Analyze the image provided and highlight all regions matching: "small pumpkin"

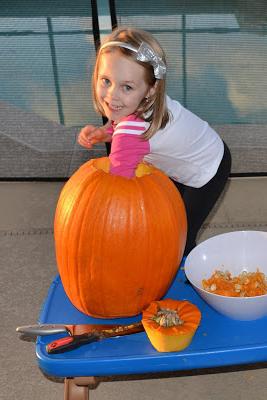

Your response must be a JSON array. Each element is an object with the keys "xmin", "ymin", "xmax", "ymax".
[
  {"xmin": 142, "ymin": 298, "xmax": 201, "ymax": 352},
  {"xmin": 54, "ymin": 157, "xmax": 187, "ymax": 318}
]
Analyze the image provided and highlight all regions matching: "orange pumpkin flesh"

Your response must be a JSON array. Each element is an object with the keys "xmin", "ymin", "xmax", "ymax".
[
  {"xmin": 142, "ymin": 299, "xmax": 201, "ymax": 352},
  {"xmin": 54, "ymin": 157, "xmax": 187, "ymax": 318}
]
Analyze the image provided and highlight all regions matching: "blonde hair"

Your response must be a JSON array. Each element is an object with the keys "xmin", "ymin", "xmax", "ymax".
[{"xmin": 92, "ymin": 27, "xmax": 169, "ymax": 139}]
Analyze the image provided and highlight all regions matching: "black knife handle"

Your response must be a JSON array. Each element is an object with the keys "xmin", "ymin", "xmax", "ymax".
[{"xmin": 46, "ymin": 334, "xmax": 99, "ymax": 354}]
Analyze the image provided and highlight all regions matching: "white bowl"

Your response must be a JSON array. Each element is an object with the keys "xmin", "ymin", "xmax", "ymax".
[{"xmin": 184, "ymin": 231, "xmax": 267, "ymax": 321}]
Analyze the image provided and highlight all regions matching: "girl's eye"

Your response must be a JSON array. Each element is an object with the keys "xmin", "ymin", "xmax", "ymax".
[
  {"xmin": 124, "ymin": 85, "xmax": 133, "ymax": 92},
  {"xmin": 101, "ymin": 78, "xmax": 110, "ymax": 86}
]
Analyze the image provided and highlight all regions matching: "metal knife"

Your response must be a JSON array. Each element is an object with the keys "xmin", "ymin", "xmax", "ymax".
[
  {"xmin": 46, "ymin": 322, "xmax": 144, "ymax": 354},
  {"xmin": 16, "ymin": 322, "xmax": 139, "ymax": 337},
  {"xmin": 16, "ymin": 324, "xmax": 72, "ymax": 336}
]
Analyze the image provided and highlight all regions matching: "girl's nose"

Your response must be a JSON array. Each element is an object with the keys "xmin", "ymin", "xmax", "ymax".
[{"xmin": 107, "ymin": 85, "xmax": 119, "ymax": 100}]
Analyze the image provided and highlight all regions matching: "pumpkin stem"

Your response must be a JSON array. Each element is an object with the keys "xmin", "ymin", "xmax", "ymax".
[{"xmin": 152, "ymin": 307, "xmax": 184, "ymax": 327}]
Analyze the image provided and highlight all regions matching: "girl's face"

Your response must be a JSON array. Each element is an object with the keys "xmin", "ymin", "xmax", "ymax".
[{"xmin": 96, "ymin": 50, "xmax": 155, "ymax": 123}]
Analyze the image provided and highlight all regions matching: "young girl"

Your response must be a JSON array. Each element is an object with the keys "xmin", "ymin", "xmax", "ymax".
[{"xmin": 78, "ymin": 26, "xmax": 232, "ymax": 255}]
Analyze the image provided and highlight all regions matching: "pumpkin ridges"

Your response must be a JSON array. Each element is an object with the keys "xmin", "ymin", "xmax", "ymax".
[
  {"xmin": 131, "ymin": 177, "xmax": 164, "ymax": 313},
  {"xmin": 137, "ymin": 178, "xmax": 162, "ymax": 303},
  {"xmin": 96, "ymin": 175, "xmax": 172, "ymax": 316},
  {"xmin": 105, "ymin": 176, "xmax": 178, "ymax": 315},
  {"xmin": 77, "ymin": 171, "xmax": 122, "ymax": 315},
  {"xmin": 54, "ymin": 161, "xmax": 100, "ymax": 314},
  {"xmin": 61, "ymin": 170, "xmax": 103, "ymax": 312},
  {"xmin": 139, "ymin": 176, "xmax": 186, "ymax": 302},
  {"xmin": 66, "ymin": 183, "xmax": 87, "ymax": 310},
  {"xmin": 55, "ymin": 158, "xmax": 187, "ymax": 317},
  {"xmin": 55, "ymin": 181, "xmax": 83, "ymax": 303},
  {"xmin": 128, "ymin": 178, "xmax": 155, "ymax": 312},
  {"xmin": 133, "ymin": 178, "xmax": 152, "ymax": 312},
  {"xmin": 76, "ymin": 173, "xmax": 108, "ymax": 314},
  {"xmin": 98, "ymin": 177, "xmax": 150, "ymax": 315},
  {"xmin": 75, "ymin": 175, "xmax": 138, "ymax": 312},
  {"xmin": 125, "ymin": 176, "xmax": 174, "ymax": 308},
  {"xmin": 91, "ymin": 174, "xmax": 137, "ymax": 315},
  {"xmin": 56, "ymin": 166, "xmax": 108, "ymax": 313},
  {"xmin": 92, "ymin": 175, "xmax": 117, "ymax": 316}
]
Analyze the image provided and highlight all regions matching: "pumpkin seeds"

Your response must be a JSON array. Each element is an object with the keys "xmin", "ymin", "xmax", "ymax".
[{"xmin": 152, "ymin": 307, "xmax": 184, "ymax": 327}]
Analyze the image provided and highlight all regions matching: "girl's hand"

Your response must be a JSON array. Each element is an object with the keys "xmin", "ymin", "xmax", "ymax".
[{"xmin": 78, "ymin": 124, "xmax": 112, "ymax": 149}]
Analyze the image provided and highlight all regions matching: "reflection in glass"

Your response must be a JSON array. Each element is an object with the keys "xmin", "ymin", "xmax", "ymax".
[
  {"xmin": 0, "ymin": 16, "xmax": 98, "ymax": 127},
  {"xmin": 1, "ymin": 0, "xmax": 267, "ymax": 177}
]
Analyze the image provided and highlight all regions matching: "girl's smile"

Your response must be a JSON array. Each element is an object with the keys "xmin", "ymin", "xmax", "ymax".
[{"xmin": 96, "ymin": 50, "xmax": 155, "ymax": 123}]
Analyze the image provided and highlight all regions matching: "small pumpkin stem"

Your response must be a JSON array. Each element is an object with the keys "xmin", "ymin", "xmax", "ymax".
[{"xmin": 152, "ymin": 307, "xmax": 184, "ymax": 327}]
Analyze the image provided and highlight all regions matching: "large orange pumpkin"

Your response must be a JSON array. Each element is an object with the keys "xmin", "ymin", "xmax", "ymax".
[{"xmin": 54, "ymin": 157, "xmax": 187, "ymax": 318}]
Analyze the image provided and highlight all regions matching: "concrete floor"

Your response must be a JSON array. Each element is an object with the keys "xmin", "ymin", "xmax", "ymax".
[{"xmin": 1, "ymin": 177, "xmax": 267, "ymax": 400}]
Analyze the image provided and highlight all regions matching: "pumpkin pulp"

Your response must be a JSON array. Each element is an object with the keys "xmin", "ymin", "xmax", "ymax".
[
  {"xmin": 142, "ymin": 299, "xmax": 201, "ymax": 352},
  {"xmin": 91, "ymin": 157, "xmax": 154, "ymax": 178}
]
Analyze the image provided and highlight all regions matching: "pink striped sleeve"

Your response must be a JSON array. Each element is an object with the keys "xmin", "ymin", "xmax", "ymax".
[{"xmin": 109, "ymin": 115, "xmax": 150, "ymax": 178}]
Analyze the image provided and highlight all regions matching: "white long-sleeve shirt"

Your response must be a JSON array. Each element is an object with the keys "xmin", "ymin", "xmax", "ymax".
[{"xmin": 108, "ymin": 95, "xmax": 224, "ymax": 188}]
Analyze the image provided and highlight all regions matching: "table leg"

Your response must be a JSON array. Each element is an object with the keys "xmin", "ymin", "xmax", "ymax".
[{"xmin": 64, "ymin": 377, "xmax": 98, "ymax": 400}]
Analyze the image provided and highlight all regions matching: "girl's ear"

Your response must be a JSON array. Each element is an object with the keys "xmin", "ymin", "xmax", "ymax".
[{"xmin": 146, "ymin": 81, "xmax": 158, "ymax": 98}]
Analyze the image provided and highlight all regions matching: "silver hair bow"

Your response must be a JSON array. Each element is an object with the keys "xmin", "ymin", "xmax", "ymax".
[
  {"xmin": 136, "ymin": 42, "xmax": 166, "ymax": 79},
  {"xmin": 100, "ymin": 41, "xmax": 166, "ymax": 79}
]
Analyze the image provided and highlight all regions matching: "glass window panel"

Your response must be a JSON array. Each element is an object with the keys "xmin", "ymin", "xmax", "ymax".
[
  {"xmin": 186, "ymin": 13, "xmax": 239, "ymax": 29},
  {"xmin": 0, "ymin": 5, "xmax": 104, "ymax": 179},
  {"xmin": 0, "ymin": 17, "xmax": 49, "ymax": 32},
  {"xmin": 114, "ymin": 0, "xmax": 267, "ymax": 173},
  {"xmin": 116, "ymin": 15, "xmax": 182, "ymax": 30},
  {"xmin": 154, "ymin": 33, "xmax": 184, "ymax": 101},
  {"xmin": 187, "ymin": 32, "xmax": 267, "ymax": 124},
  {"xmin": 1, "ymin": 0, "xmax": 267, "ymax": 177},
  {"xmin": 0, "ymin": 35, "xmax": 58, "ymax": 121},
  {"xmin": 53, "ymin": 33, "xmax": 96, "ymax": 127},
  {"xmin": 51, "ymin": 16, "xmax": 93, "ymax": 31}
]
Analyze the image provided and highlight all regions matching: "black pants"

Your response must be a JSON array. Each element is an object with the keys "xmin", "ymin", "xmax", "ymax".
[{"xmin": 171, "ymin": 142, "xmax": 232, "ymax": 256}]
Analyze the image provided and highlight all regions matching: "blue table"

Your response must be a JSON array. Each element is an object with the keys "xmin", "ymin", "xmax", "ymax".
[{"xmin": 36, "ymin": 266, "xmax": 267, "ymax": 399}]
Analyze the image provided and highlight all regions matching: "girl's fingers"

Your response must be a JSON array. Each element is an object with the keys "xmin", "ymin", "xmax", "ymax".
[
  {"xmin": 77, "ymin": 133, "xmax": 93, "ymax": 148},
  {"xmin": 78, "ymin": 125, "xmax": 109, "ymax": 148},
  {"xmin": 78, "ymin": 140, "xmax": 93, "ymax": 149},
  {"xmin": 78, "ymin": 125, "xmax": 98, "ymax": 148}
]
